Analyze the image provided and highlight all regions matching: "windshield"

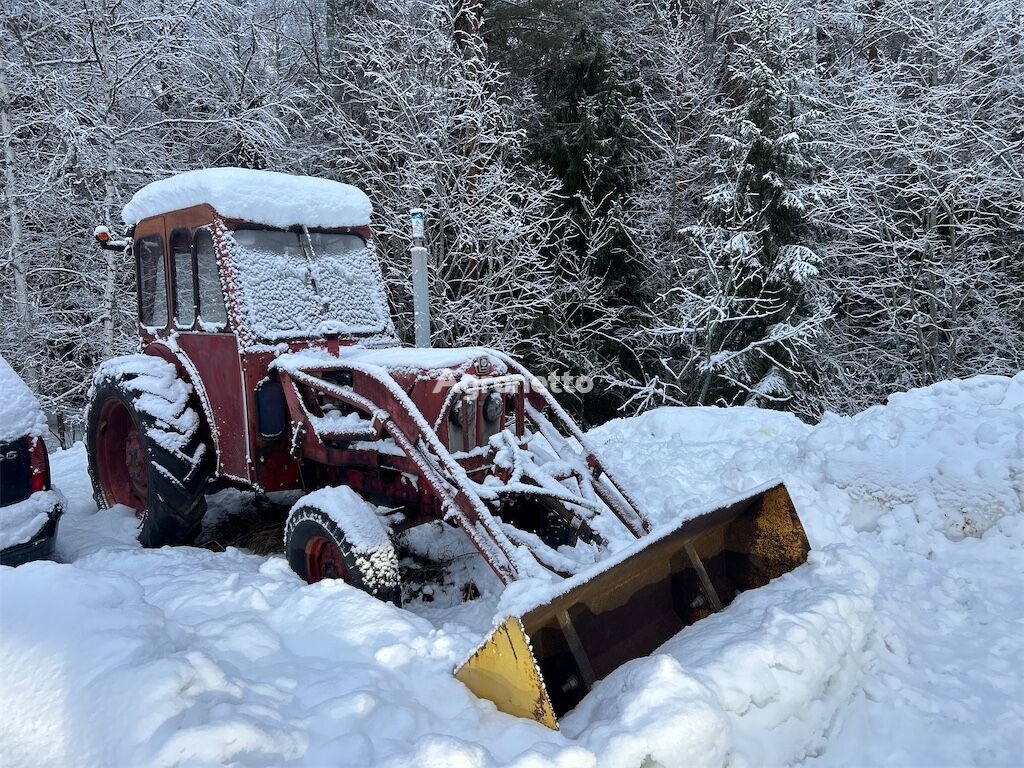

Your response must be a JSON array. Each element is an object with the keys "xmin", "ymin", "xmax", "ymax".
[{"xmin": 228, "ymin": 228, "xmax": 395, "ymax": 341}]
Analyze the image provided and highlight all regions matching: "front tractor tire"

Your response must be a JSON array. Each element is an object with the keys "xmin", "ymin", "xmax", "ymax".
[
  {"xmin": 285, "ymin": 487, "xmax": 401, "ymax": 605},
  {"xmin": 86, "ymin": 355, "xmax": 210, "ymax": 547}
]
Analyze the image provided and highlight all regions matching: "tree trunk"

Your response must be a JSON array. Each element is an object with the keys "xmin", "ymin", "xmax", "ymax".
[{"xmin": 0, "ymin": 68, "xmax": 37, "ymax": 389}]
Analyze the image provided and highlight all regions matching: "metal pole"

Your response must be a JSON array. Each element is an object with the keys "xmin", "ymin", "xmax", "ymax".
[{"xmin": 409, "ymin": 208, "xmax": 431, "ymax": 348}]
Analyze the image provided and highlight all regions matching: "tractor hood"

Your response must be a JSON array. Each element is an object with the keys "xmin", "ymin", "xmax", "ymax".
[
  {"xmin": 272, "ymin": 346, "xmax": 517, "ymax": 450},
  {"xmin": 336, "ymin": 346, "xmax": 509, "ymax": 381},
  {"xmin": 274, "ymin": 345, "xmax": 508, "ymax": 381}
]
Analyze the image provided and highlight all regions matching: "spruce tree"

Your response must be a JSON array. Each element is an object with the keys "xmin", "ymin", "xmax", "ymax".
[
  {"xmin": 532, "ymin": 28, "xmax": 644, "ymax": 291},
  {"xmin": 685, "ymin": 0, "xmax": 831, "ymax": 413}
]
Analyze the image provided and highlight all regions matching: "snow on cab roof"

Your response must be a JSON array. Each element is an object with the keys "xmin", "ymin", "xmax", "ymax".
[
  {"xmin": 0, "ymin": 354, "xmax": 47, "ymax": 444},
  {"xmin": 122, "ymin": 168, "xmax": 373, "ymax": 229}
]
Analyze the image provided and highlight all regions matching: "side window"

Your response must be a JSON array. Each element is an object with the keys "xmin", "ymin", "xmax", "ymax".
[
  {"xmin": 195, "ymin": 229, "xmax": 227, "ymax": 328},
  {"xmin": 137, "ymin": 233, "xmax": 168, "ymax": 328},
  {"xmin": 170, "ymin": 229, "xmax": 196, "ymax": 328}
]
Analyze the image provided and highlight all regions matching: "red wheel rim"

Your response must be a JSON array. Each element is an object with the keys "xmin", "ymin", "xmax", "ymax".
[
  {"xmin": 305, "ymin": 536, "xmax": 347, "ymax": 583},
  {"xmin": 96, "ymin": 398, "xmax": 147, "ymax": 519}
]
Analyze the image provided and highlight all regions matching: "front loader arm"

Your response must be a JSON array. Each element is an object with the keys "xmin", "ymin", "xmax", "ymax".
[
  {"xmin": 274, "ymin": 355, "xmax": 544, "ymax": 585},
  {"xmin": 491, "ymin": 352, "xmax": 652, "ymax": 538}
]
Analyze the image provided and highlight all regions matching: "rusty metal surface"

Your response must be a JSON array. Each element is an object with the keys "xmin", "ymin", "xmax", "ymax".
[{"xmin": 514, "ymin": 484, "xmax": 811, "ymax": 718}]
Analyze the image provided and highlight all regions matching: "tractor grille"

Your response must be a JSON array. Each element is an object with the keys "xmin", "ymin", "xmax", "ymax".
[
  {"xmin": 446, "ymin": 375, "xmax": 525, "ymax": 453},
  {"xmin": 0, "ymin": 438, "xmax": 32, "ymax": 507}
]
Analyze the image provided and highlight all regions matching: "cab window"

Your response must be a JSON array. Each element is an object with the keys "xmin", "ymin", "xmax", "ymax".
[
  {"xmin": 170, "ymin": 229, "xmax": 196, "ymax": 327},
  {"xmin": 137, "ymin": 233, "xmax": 168, "ymax": 328},
  {"xmin": 195, "ymin": 229, "xmax": 227, "ymax": 327}
]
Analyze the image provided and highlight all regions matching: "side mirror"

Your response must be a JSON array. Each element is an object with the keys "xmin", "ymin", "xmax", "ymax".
[{"xmin": 94, "ymin": 225, "xmax": 130, "ymax": 250}]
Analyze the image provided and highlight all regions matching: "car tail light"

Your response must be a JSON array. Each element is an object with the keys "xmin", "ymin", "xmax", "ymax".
[{"xmin": 28, "ymin": 436, "xmax": 50, "ymax": 493}]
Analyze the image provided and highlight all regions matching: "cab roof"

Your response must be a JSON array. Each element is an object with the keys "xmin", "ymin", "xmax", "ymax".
[{"xmin": 121, "ymin": 168, "xmax": 372, "ymax": 229}]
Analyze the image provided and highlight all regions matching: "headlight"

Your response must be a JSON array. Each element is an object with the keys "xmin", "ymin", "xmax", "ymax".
[
  {"xmin": 476, "ymin": 355, "xmax": 492, "ymax": 374},
  {"xmin": 483, "ymin": 392, "xmax": 503, "ymax": 423},
  {"xmin": 449, "ymin": 398, "xmax": 463, "ymax": 427}
]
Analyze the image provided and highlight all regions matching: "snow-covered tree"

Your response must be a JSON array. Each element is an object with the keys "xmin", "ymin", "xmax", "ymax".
[
  {"xmin": 2, "ymin": 0, "xmax": 1022, "ymax": 431},
  {"xmin": 816, "ymin": 0, "xmax": 1024, "ymax": 411},
  {"xmin": 0, "ymin": 0, "xmax": 315, "ymax": 441},
  {"xmin": 627, "ymin": 0, "xmax": 833, "ymax": 415},
  {"xmin": 313, "ymin": 0, "xmax": 587, "ymax": 372}
]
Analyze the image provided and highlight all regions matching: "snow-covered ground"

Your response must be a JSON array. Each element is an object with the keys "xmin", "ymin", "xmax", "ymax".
[{"xmin": 1, "ymin": 374, "xmax": 1021, "ymax": 767}]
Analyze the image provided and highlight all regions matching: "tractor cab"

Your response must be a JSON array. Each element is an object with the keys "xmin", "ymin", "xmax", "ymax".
[
  {"xmin": 107, "ymin": 169, "xmax": 395, "ymax": 348},
  {"xmin": 97, "ymin": 168, "xmax": 514, "ymax": 495},
  {"xmin": 98, "ymin": 168, "xmax": 397, "ymax": 489}
]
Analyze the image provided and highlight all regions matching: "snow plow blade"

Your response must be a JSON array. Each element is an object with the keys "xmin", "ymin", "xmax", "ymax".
[{"xmin": 455, "ymin": 483, "xmax": 810, "ymax": 728}]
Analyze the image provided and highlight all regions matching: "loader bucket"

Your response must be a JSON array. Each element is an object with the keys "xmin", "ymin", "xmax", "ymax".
[{"xmin": 455, "ymin": 483, "xmax": 810, "ymax": 728}]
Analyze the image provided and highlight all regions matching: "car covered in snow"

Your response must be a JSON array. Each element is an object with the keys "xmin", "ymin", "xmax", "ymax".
[{"xmin": 0, "ymin": 354, "xmax": 63, "ymax": 565}]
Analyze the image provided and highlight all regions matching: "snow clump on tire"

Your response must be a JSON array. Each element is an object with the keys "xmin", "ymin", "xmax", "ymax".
[
  {"xmin": 284, "ymin": 486, "xmax": 401, "ymax": 602},
  {"xmin": 88, "ymin": 355, "xmax": 206, "ymax": 465}
]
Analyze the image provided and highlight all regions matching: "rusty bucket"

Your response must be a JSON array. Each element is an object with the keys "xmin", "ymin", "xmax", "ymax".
[{"xmin": 455, "ymin": 483, "xmax": 811, "ymax": 728}]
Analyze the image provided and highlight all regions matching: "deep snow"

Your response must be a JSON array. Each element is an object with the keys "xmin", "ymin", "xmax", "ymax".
[{"xmin": 1, "ymin": 374, "xmax": 1021, "ymax": 767}]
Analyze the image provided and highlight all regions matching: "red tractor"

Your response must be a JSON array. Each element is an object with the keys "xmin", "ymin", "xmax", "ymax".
[{"xmin": 88, "ymin": 168, "xmax": 810, "ymax": 728}]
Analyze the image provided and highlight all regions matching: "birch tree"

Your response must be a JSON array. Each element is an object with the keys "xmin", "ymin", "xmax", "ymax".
[{"xmin": 816, "ymin": 0, "xmax": 1024, "ymax": 411}]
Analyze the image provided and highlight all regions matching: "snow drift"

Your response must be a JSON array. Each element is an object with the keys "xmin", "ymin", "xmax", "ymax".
[{"xmin": 1, "ymin": 374, "xmax": 1021, "ymax": 767}]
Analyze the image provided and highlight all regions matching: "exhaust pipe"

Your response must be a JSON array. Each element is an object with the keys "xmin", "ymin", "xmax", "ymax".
[{"xmin": 409, "ymin": 208, "xmax": 431, "ymax": 348}]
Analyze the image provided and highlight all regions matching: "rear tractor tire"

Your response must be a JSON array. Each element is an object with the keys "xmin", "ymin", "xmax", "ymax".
[
  {"xmin": 86, "ymin": 355, "xmax": 210, "ymax": 547},
  {"xmin": 285, "ymin": 486, "xmax": 401, "ymax": 605}
]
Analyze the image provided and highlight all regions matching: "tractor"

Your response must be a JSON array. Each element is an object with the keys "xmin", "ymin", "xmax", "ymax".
[{"xmin": 87, "ymin": 168, "xmax": 811, "ymax": 728}]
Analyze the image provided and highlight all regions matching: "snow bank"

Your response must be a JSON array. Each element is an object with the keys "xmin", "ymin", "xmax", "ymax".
[
  {"xmin": 812, "ymin": 514, "xmax": 1024, "ymax": 767},
  {"xmin": 588, "ymin": 405, "xmax": 824, "ymax": 539},
  {"xmin": 0, "ymin": 354, "xmax": 47, "ymax": 444},
  {"xmin": 1, "ymin": 373, "xmax": 1021, "ymax": 767},
  {"xmin": 563, "ymin": 547, "xmax": 878, "ymax": 768},
  {"xmin": 121, "ymin": 168, "xmax": 372, "ymax": 228},
  {"xmin": 590, "ymin": 372, "xmax": 1023, "ymax": 543},
  {"xmin": 806, "ymin": 373, "xmax": 1024, "ymax": 539},
  {"xmin": 0, "ymin": 544, "xmax": 571, "ymax": 767},
  {"xmin": 0, "ymin": 515, "xmax": 878, "ymax": 768}
]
